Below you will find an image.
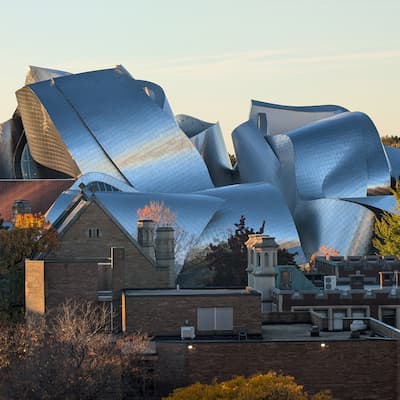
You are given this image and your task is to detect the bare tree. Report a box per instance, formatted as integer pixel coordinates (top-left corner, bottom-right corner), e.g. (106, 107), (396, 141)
(137, 201), (199, 269)
(0, 300), (151, 399)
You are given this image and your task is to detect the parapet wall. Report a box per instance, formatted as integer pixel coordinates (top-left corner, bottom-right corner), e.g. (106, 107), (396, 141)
(155, 339), (399, 399)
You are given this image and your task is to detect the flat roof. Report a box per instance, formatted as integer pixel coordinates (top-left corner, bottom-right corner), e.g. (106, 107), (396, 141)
(123, 288), (259, 297)
(262, 323), (390, 341)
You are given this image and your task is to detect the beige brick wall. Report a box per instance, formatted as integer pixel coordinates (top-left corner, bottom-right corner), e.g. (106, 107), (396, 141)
(50, 201), (169, 289)
(124, 293), (261, 336)
(25, 260), (45, 314)
(26, 200), (171, 315)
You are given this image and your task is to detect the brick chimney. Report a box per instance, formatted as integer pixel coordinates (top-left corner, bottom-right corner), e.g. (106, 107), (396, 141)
(155, 226), (175, 287)
(137, 219), (155, 260)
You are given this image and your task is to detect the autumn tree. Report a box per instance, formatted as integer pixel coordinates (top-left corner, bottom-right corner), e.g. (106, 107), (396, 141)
(0, 212), (58, 318)
(137, 200), (176, 226)
(163, 371), (332, 400)
(137, 201), (197, 267)
(0, 300), (151, 399)
(373, 188), (400, 258)
(307, 245), (340, 271)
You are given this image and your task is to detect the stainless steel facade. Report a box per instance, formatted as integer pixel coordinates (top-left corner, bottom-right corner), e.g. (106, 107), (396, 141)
(1, 65), (396, 264)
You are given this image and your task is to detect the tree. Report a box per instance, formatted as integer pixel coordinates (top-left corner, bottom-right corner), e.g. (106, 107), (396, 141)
(381, 135), (400, 149)
(205, 216), (265, 286)
(0, 300), (151, 399)
(308, 245), (340, 271)
(373, 188), (400, 258)
(137, 200), (176, 226)
(204, 216), (297, 286)
(0, 212), (58, 270)
(163, 371), (332, 400)
(137, 201), (198, 268)
(229, 153), (237, 167)
(0, 212), (58, 319)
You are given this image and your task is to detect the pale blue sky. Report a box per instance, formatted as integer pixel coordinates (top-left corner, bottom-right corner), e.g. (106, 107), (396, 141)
(1, 0), (399, 151)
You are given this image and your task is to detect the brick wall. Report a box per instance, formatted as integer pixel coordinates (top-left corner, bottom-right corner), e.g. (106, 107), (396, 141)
(25, 260), (45, 314)
(155, 339), (399, 400)
(44, 261), (99, 309)
(50, 201), (169, 289)
(124, 292), (262, 336)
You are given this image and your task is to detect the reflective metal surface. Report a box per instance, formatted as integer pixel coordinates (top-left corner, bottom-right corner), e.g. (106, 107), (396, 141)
(70, 173), (137, 193)
(284, 112), (390, 200)
(196, 183), (304, 260)
(249, 100), (348, 136)
(0, 119), (22, 178)
(25, 65), (71, 84)
(384, 145), (400, 181)
(294, 198), (375, 259)
(176, 114), (236, 186)
(1, 64), (397, 265)
(343, 196), (398, 214)
(17, 66), (213, 193)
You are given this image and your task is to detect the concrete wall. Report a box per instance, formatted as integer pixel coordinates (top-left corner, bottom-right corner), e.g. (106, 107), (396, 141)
(123, 293), (262, 336)
(155, 339), (399, 400)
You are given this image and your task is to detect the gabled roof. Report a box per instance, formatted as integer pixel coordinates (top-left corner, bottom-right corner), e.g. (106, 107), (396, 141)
(51, 190), (156, 265)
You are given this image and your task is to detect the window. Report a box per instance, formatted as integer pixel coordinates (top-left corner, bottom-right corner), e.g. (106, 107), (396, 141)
(280, 270), (292, 289)
(352, 309), (367, 318)
(88, 228), (101, 238)
(197, 307), (233, 331)
(257, 253), (261, 266)
(382, 308), (396, 328)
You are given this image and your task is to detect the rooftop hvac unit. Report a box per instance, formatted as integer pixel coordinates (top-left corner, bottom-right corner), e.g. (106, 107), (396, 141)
(324, 275), (337, 290)
(181, 326), (195, 340)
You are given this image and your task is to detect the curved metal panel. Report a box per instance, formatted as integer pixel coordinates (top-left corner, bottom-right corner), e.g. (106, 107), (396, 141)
(50, 66), (213, 193)
(17, 80), (130, 183)
(0, 118), (24, 178)
(195, 183), (303, 260)
(294, 198), (375, 259)
(232, 120), (281, 186)
(16, 86), (81, 178)
(343, 196), (398, 214)
(177, 114), (235, 186)
(70, 173), (137, 193)
(286, 112), (390, 200)
(384, 145), (400, 181)
(250, 100), (348, 136)
(25, 65), (71, 84)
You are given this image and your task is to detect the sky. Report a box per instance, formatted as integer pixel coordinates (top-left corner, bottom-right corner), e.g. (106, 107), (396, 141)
(0, 0), (399, 152)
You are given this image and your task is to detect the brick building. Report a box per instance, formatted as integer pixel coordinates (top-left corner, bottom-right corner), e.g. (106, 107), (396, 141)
(25, 191), (175, 317)
(121, 288), (262, 337)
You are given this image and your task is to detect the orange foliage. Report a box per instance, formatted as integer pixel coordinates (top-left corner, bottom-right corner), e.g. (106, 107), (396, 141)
(14, 213), (46, 229)
(137, 201), (176, 226)
(310, 245), (339, 265)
